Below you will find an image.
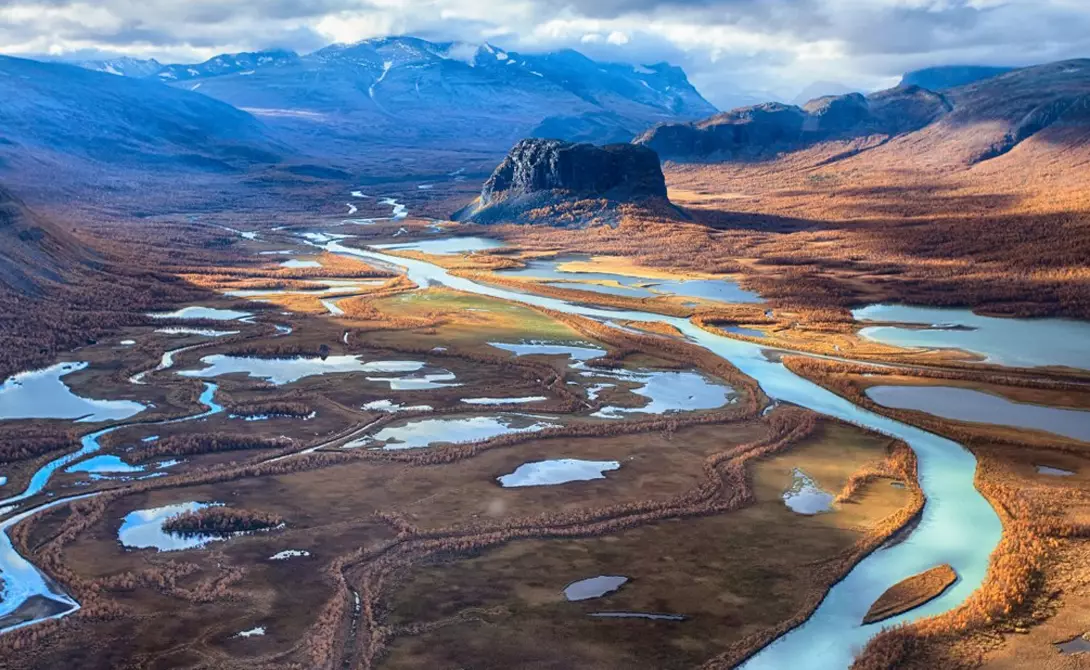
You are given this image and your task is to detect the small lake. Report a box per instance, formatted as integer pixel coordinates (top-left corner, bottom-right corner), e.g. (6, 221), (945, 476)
(280, 259), (321, 268)
(498, 459), (621, 487)
(564, 575), (629, 601)
(1037, 465), (1076, 476)
(0, 362), (146, 423)
(345, 414), (558, 450)
(865, 385), (1090, 443)
(462, 395), (548, 406)
(591, 369), (734, 418)
(489, 341), (607, 361)
(361, 400), (434, 413)
(65, 455), (144, 475)
(147, 306), (252, 321)
(589, 612), (687, 621)
(155, 327), (239, 337)
(118, 502), (225, 552)
(783, 468), (835, 515)
(366, 368), (461, 390)
(497, 257), (762, 304)
(853, 304), (1090, 369)
(179, 355), (424, 386)
(372, 237), (505, 255)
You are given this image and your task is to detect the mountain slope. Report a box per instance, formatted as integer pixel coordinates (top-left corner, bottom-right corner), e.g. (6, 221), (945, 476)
(635, 59), (1090, 166)
(0, 184), (92, 294)
(900, 65), (1014, 91)
(635, 86), (949, 160)
(141, 37), (715, 150)
(0, 55), (283, 177)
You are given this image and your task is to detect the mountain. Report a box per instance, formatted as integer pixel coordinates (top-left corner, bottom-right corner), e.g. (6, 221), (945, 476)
(74, 56), (163, 78)
(0, 56), (283, 183)
(132, 37), (715, 150)
(0, 183), (91, 294)
(635, 59), (1090, 167)
(155, 49), (300, 82)
(635, 86), (950, 160)
(792, 81), (856, 106)
(900, 65), (1014, 91)
(456, 138), (668, 224)
(906, 59), (1090, 164)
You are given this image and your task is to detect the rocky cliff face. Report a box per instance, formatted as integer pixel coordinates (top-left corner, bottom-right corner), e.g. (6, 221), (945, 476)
(457, 139), (668, 224)
(634, 86), (950, 160)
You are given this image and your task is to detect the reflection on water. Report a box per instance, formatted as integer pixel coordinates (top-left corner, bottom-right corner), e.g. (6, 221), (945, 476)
(179, 355), (424, 386)
(462, 396), (548, 406)
(1036, 465), (1076, 477)
(783, 468), (835, 515)
(147, 306), (252, 321)
(498, 459), (621, 487)
(589, 612), (687, 621)
(0, 362), (146, 423)
(865, 385), (1090, 443)
(854, 304), (1090, 369)
(345, 414), (559, 450)
(118, 502), (224, 552)
(320, 240), (1005, 669)
(373, 236), (505, 255)
(280, 259), (321, 268)
(65, 455), (143, 475)
(591, 368), (734, 418)
(497, 256), (762, 304)
(1056, 635), (1090, 655)
(564, 575), (629, 601)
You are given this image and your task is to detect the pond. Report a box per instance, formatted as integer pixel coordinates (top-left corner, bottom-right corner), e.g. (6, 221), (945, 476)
(147, 306), (252, 321)
(345, 414), (559, 450)
(853, 304), (1090, 369)
(783, 468), (835, 515)
(179, 355), (424, 386)
(564, 575), (629, 601)
(321, 240), (1006, 669)
(118, 502), (225, 552)
(462, 395), (548, 406)
(372, 236), (504, 255)
(498, 459), (621, 487)
(496, 256), (762, 304)
(0, 362), (146, 423)
(592, 368), (734, 418)
(280, 259), (321, 268)
(865, 385), (1090, 443)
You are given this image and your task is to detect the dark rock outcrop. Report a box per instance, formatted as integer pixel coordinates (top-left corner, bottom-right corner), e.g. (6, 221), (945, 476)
(456, 138), (668, 224)
(634, 86), (950, 161)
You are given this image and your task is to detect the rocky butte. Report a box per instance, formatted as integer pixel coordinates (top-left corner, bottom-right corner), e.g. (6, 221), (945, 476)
(455, 138), (670, 225)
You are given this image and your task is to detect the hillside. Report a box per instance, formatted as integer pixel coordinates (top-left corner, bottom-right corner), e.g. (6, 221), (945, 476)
(0, 56), (284, 187)
(635, 59), (1090, 167)
(89, 38), (715, 150)
(900, 65), (1014, 91)
(635, 86), (949, 160)
(0, 184), (92, 294)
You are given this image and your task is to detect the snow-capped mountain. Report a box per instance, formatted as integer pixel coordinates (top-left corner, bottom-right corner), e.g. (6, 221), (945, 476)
(90, 37), (715, 149)
(74, 56), (163, 78)
(154, 49), (300, 82)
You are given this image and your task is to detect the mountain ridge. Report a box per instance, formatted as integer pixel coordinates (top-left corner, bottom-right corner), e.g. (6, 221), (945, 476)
(66, 37), (716, 149)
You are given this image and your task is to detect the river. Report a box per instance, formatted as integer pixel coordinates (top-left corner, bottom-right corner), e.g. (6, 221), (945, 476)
(320, 239), (1003, 669)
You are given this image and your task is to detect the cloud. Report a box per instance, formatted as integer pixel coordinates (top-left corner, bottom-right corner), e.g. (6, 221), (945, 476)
(1, 0), (1089, 108)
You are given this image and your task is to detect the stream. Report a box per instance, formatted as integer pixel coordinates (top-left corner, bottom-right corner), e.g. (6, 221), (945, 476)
(0, 231), (1007, 667)
(0, 383), (222, 632)
(321, 239), (1003, 669)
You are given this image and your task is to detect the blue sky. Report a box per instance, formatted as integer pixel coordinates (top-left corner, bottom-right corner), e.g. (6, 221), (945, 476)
(2, 0), (1089, 106)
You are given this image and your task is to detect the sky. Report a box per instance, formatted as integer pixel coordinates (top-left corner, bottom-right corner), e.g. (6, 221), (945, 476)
(3, 0), (1090, 107)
